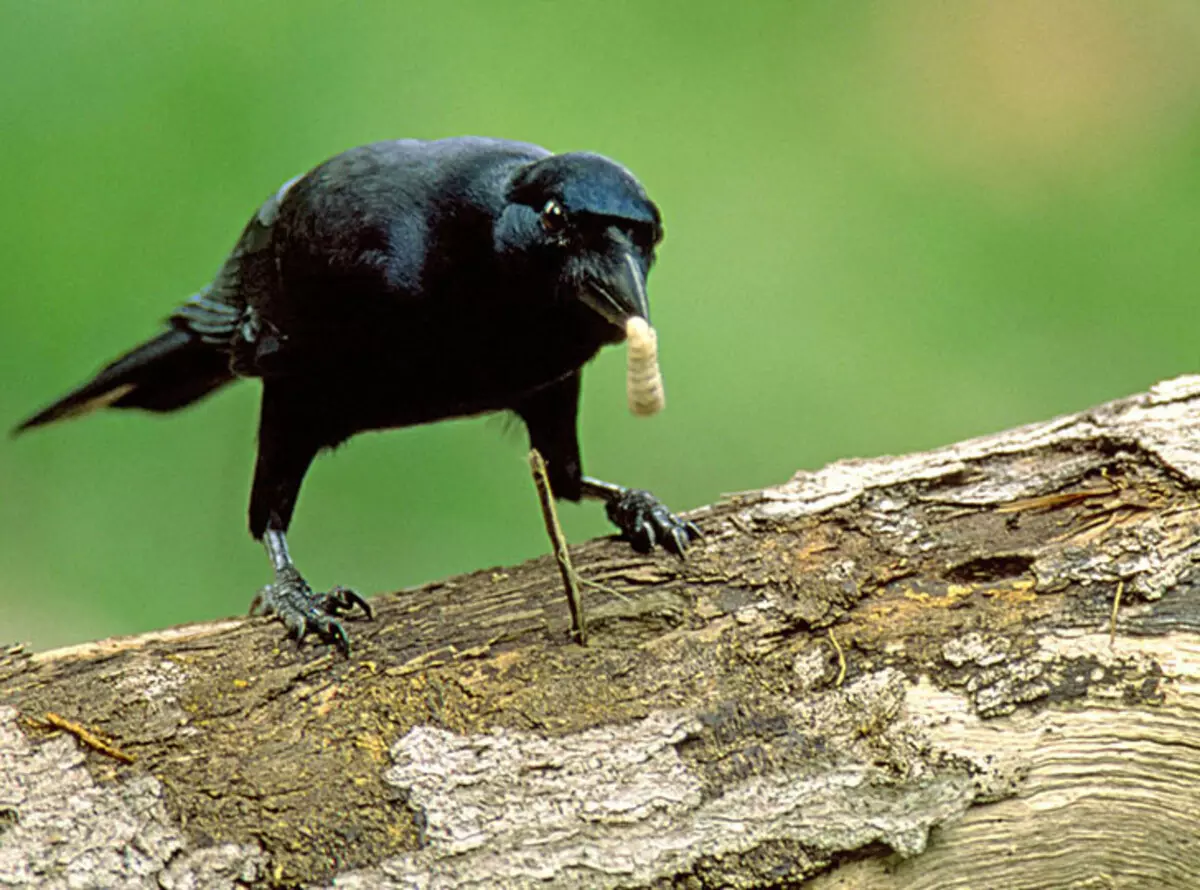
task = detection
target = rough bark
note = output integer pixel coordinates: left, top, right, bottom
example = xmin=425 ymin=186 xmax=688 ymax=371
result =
xmin=5 ymin=376 xmax=1200 ymax=889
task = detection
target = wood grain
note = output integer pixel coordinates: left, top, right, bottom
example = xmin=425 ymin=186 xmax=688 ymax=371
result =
xmin=5 ymin=376 xmax=1200 ymax=888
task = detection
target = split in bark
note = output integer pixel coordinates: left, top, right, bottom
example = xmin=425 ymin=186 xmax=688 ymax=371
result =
xmin=5 ymin=376 xmax=1200 ymax=889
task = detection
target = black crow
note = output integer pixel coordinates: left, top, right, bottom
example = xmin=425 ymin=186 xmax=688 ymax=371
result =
xmin=15 ymin=137 xmax=700 ymax=653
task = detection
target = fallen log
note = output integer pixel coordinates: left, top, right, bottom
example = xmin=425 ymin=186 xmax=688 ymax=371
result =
xmin=4 ymin=376 xmax=1200 ymax=889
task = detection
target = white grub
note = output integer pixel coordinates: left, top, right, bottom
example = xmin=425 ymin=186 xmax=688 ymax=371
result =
xmin=626 ymin=316 xmax=665 ymax=416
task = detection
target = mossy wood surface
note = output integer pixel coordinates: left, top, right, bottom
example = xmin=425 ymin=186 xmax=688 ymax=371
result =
xmin=5 ymin=377 xmax=1200 ymax=889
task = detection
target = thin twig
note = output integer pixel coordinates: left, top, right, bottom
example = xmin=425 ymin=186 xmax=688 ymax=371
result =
xmin=828 ymin=628 xmax=847 ymax=687
xmin=1109 ymin=578 xmax=1124 ymax=647
xmin=43 ymin=711 xmax=135 ymax=764
xmin=529 ymin=449 xmax=587 ymax=644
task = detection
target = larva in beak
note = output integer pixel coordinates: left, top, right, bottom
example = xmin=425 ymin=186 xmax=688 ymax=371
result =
xmin=625 ymin=316 xmax=665 ymax=416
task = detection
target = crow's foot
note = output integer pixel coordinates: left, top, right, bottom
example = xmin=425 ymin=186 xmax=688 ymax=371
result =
xmin=604 ymin=488 xmax=702 ymax=557
xmin=250 ymin=568 xmax=372 ymax=656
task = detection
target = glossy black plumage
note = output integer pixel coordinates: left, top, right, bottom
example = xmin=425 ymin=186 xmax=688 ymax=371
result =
xmin=16 ymin=137 xmax=699 ymax=653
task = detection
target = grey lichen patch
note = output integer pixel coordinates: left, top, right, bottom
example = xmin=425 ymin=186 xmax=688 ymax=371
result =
xmin=954 ymin=657 xmax=1051 ymax=719
xmin=941 ymin=632 xmax=1011 ymax=668
xmin=900 ymin=679 xmax=1032 ymax=804
xmin=854 ymin=492 xmax=941 ymax=559
xmin=363 ymin=712 xmax=703 ymax=888
xmin=111 ymin=655 xmax=196 ymax=748
xmin=930 ymin=632 xmax=1046 ymax=717
xmin=333 ymin=702 xmax=976 ymax=890
xmin=116 ymin=654 xmax=187 ymax=702
xmin=157 ymin=844 xmax=267 ymax=890
xmin=0 ymin=706 xmax=265 ymax=889
xmin=791 ymin=645 xmax=835 ymax=693
xmin=926 ymin=627 xmax=1173 ymax=719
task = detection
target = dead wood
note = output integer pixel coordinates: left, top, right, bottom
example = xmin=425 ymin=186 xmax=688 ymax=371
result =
xmin=5 ymin=376 xmax=1200 ymax=889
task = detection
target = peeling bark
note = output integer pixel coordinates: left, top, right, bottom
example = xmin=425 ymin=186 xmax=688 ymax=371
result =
xmin=5 ymin=376 xmax=1200 ymax=889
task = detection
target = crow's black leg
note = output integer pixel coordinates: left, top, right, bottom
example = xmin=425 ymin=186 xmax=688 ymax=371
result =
xmin=581 ymin=477 xmax=701 ymax=557
xmin=247 ymin=384 xmax=371 ymax=655
xmin=517 ymin=373 xmax=586 ymax=501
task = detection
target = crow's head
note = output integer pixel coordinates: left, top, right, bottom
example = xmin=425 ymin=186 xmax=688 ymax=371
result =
xmin=497 ymin=152 xmax=662 ymax=332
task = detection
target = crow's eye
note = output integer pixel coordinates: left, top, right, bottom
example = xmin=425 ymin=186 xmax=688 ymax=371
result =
xmin=630 ymin=222 xmax=660 ymax=254
xmin=540 ymin=199 xmax=567 ymax=234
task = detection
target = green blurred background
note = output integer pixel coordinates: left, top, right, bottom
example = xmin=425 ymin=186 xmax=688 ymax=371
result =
xmin=3 ymin=1 xmax=1200 ymax=650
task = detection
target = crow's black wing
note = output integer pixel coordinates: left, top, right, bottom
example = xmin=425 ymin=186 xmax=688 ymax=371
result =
xmin=166 ymin=174 xmax=306 ymax=373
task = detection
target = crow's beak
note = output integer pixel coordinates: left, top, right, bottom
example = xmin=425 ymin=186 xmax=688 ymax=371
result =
xmin=580 ymin=232 xmax=650 ymax=328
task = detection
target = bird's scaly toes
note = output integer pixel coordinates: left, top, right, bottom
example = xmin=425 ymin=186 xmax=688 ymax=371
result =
xmin=605 ymin=488 xmax=702 ymax=557
xmin=250 ymin=569 xmax=372 ymax=656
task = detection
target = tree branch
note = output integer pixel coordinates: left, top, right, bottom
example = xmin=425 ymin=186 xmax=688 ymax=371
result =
xmin=5 ymin=376 xmax=1200 ymax=889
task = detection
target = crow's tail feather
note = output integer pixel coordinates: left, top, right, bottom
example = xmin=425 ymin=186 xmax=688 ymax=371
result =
xmin=14 ymin=328 xmax=235 ymax=434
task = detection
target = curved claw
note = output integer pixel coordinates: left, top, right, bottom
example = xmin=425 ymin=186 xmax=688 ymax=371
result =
xmin=315 ymin=615 xmax=352 ymax=657
xmin=321 ymin=585 xmax=375 ymax=621
xmin=629 ymin=513 xmax=656 ymax=553
xmin=664 ymin=524 xmax=690 ymax=557
xmin=605 ymin=488 xmax=702 ymax=558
